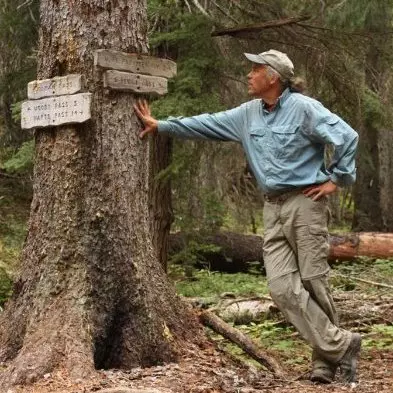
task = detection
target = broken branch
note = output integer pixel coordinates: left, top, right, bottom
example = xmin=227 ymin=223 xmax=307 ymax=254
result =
xmin=211 ymin=16 xmax=310 ymax=37
xmin=199 ymin=310 xmax=285 ymax=377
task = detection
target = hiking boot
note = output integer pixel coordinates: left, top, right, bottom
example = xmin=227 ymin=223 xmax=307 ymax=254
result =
xmin=310 ymin=351 xmax=337 ymax=384
xmin=310 ymin=363 xmax=336 ymax=384
xmin=339 ymin=333 xmax=362 ymax=383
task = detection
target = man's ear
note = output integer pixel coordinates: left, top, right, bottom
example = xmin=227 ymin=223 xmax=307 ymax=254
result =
xmin=269 ymin=74 xmax=280 ymax=85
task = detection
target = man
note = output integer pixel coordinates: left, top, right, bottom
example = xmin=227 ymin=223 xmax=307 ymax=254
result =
xmin=134 ymin=49 xmax=360 ymax=384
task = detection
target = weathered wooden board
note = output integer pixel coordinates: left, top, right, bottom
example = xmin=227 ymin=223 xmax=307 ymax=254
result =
xmin=21 ymin=93 xmax=92 ymax=129
xmin=103 ymin=70 xmax=168 ymax=95
xmin=27 ymin=74 xmax=83 ymax=100
xmin=94 ymin=49 xmax=176 ymax=78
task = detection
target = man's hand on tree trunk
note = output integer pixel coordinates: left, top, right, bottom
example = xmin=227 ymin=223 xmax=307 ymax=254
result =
xmin=133 ymin=99 xmax=158 ymax=138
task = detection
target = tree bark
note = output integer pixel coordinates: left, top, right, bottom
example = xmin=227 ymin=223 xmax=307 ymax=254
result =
xmin=169 ymin=231 xmax=393 ymax=272
xmin=0 ymin=0 xmax=203 ymax=387
xmin=150 ymin=134 xmax=173 ymax=272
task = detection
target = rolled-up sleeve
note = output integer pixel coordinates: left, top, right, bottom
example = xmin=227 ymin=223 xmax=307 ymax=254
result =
xmin=307 ymin=107 xmax=359 ymax=187
xmin=157 ymin=104 xmax=246 ymax=142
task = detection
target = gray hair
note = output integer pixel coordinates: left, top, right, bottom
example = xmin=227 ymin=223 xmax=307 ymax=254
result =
xmin=266 ymin=65 xmax=306 ymax=94
xmin=265 ymin=65 xmax=285 ymax=82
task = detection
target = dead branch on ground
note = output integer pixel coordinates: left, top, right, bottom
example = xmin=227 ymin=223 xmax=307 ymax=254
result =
xmin=199 ymin=310 xmax=285 ymax=378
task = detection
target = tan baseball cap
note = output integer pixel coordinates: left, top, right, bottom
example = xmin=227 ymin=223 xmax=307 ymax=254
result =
xmin=244 ymin=49 xmax=294 ymax=80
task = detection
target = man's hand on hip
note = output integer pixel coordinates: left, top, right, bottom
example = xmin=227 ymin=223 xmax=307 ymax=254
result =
xmin=133 ymin=99 xmax=158 ymax=138
xmin=303 ymin=181 xmax=338 ymax=201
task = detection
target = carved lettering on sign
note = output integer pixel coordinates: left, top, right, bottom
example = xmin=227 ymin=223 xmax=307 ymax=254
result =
xmin=21 ymin=93 xmax=92 ymax=129
xmin=103 ymin=70 xmax=168 ymax=95
xmin=27 ymin=74 xmax=83 ymax=100
xmin=94 ymin=49 xmax=177 ymax=79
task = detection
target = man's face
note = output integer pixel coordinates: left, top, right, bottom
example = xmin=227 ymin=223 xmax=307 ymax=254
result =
xmin=247 ymin=64 xmax=277 ymax=98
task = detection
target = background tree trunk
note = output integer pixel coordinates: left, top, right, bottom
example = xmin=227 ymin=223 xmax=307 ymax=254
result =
xmin=150 ymin=134 xmax=173 ymax=271
xmin=0 ymin=0 xmax=202 ymax=387
xmin=353 ymin=2 xmax=393 ymax=231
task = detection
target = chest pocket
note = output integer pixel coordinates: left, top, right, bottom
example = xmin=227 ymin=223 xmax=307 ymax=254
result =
xmin=249 ymin=128 xmax=268 ymax=154
xmin=271 ymin=125 xmax=300 ymax=157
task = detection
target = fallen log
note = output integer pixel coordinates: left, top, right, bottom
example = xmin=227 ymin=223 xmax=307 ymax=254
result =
xmin=199 ymin=310 xmax=284 ymax=377
xmin=169 ymin=231 xmax=264 ymax=273
xmin=169 ymin=231 xmax=393 ymax=272
xmin=329 ymin=232 xmax=393 ymax=260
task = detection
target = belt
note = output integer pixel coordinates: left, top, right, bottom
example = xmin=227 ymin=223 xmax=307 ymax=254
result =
xmin=264 ymin=188 xmax=304 ymax=203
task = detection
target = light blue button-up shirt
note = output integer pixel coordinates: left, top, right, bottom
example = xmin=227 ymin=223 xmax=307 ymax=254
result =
xmin=157 ymin=89 xmax=359 ymax=195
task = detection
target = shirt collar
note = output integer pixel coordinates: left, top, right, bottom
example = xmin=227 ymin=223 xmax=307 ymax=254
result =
xmin=261 ymin=88 xmax=290 ymax=112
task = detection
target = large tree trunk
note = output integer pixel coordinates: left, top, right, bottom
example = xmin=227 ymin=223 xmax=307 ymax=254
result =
xmin=0 ymin=0 xmax=202 ymax=387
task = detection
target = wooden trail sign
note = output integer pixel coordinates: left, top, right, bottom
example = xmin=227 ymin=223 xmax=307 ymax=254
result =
xmin=21 ymin=93 xmax=92 ymax=129
xmin=103 ymin=70 xmax=168 ymax=95
xmin=27 ymin=74 xmax=83 ymax=100
xmin=94 ymin=49 xmax=177 ymax=79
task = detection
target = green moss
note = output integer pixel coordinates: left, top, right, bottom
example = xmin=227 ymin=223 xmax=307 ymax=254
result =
xmin=172 ymin=269 xmax=268 ymax=299
xmin=207 ymin=320 xmax=310 ymax=370
xmin=363 ymin=325 xmax=393 ymax=350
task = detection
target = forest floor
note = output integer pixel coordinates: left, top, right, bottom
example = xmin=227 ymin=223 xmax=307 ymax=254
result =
xmin=5 ymin=264 xmax=393 ymax=393
xmin=5 ymin=332 xmax=392 ymax=393
xmin=1 ymin=193 xmax=392 ymax=393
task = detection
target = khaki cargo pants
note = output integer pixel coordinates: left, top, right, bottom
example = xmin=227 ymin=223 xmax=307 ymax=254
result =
xmin=263 ymin=191 xmax=351 ymax=364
